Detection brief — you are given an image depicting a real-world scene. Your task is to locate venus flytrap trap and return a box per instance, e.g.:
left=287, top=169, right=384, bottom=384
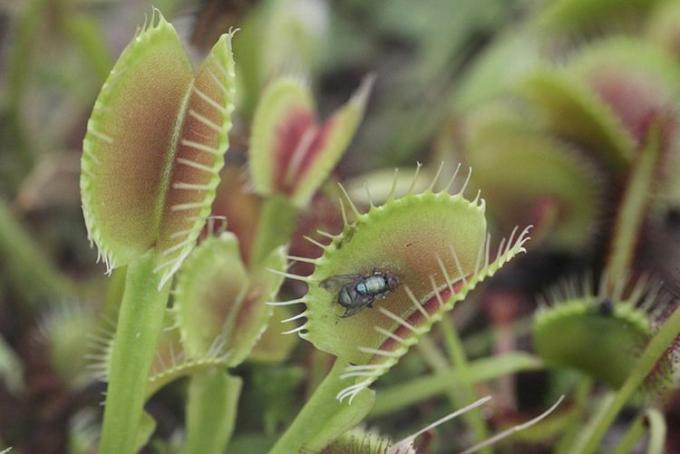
left=269, top=165, right=531, bottom=453
left=37, top=301, right=98, bottom=389
left=533, top=275, right=675, bottom=390
left=173, top=232, right=287, bottom=453
left=80, top=10, right=235, bottom=454
left=86, top=231, right=287, bottom=452
left=248, top=75, right=374, bottom=264
left=462, top=102, right=603, bottom=249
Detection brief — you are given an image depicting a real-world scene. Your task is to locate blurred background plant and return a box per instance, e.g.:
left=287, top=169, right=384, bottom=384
left=2, top=0, right=680, bottom=452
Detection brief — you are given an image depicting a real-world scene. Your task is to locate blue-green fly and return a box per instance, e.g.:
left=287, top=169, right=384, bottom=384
left=321, top=270, right=400, bottom=318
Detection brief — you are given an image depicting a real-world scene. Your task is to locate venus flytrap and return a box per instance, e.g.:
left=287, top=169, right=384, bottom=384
left=462, top=102, right=603, bottom=249
left=172, top=232, right=287, bottom=453
left=533, top=275, right=674, bottom=390
left=248, top=75, right=374, bottom=264
left=269, top=166, right=531, bottom=453
left=80, top=11, right=235, bottom=454
left=37, top=301, right=98, bottom=389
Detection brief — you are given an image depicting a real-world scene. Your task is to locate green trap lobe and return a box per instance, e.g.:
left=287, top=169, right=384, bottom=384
left=305, top=193, right=486, bottom=364
left=465, top=125, right=600, bottom=249
left=174, top=232, right=287, bottom=366
left=156, top=35, right=236, bottom=279
left=533, top=299, right=652, bottom=388
left=81, top=18, right=193, bottom=266
left=175, top=234, right=249, bottom=358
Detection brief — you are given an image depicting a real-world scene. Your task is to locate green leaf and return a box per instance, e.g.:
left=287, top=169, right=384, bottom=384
left=81, top=13, right=193, bottom=270
left=566, top=38, right=680, bottom=143
left=39, top=302, right=97, bottom=388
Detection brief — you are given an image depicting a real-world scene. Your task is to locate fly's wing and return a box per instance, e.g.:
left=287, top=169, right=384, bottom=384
left=319, top=274, right=361, bottom=291
left=340, top=303, right=370, bottom=318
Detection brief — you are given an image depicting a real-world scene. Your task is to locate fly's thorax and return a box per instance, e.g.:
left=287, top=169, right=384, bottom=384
left=358, top=276, right=386, bottom=295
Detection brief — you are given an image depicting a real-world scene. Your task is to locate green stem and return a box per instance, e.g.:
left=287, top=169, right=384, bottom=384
left=439, top=318, right=490, bottom=450
left=571, top=305, right=680, bottom=454
left=371, top=352, right=543, bottom=417
left=606, top=126, right=660, bottom=287
left=186, top=370, right=242, bottom=454
left=416, top=337, right=463, bottom=419
left=250, top=195, right=297, bottom=266
left=556, top=378, right=593, bottom=454
left=271, top=358, right=375, bottom=453
left=0, top=198, right=76, bottom=304
left=417, top=336, right=449, bottom=371
left=99, top=251, right=170, bottom=454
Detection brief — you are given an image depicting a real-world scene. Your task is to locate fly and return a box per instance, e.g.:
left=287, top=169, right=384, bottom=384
left=321, top=270, right=400, bottom=318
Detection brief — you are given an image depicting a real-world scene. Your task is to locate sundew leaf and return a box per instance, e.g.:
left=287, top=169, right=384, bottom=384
left=81, top=11, right=236, bottom=286
left=533, top=276, right=673, bottom=389
left=463, top=106, right=603, bottom=249
left=272, top=167, right=530, bottom=402
left=250, top=76, right=373, bottom=207
left=173, top=232, right=287, bottom=367
left=520, top=69, right=635, bottom=171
